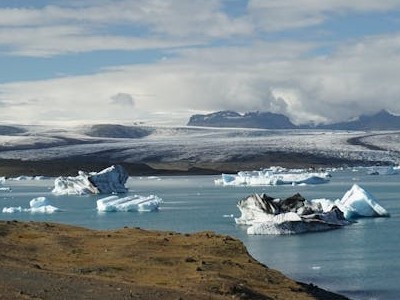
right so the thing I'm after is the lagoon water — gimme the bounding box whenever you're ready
[1,169,399,300]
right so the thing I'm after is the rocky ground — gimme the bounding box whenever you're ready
[0,221,349,300]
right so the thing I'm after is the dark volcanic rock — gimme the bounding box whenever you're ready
[85,124,153,139]
[187,110,297,129]
[317,110,400,130]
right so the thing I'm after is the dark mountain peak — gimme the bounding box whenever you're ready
[359,109,394,121]
[188,108,400,131]
[187,110,296,129]
[318,109,400,130]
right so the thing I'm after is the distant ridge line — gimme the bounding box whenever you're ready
[187,109,400,131]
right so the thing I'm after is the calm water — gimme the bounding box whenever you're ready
[0,170,399,300]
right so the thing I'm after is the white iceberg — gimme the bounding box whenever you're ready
[97,194,162,212]
[236,184,389,235]
[52,165,129,195]
[215,169,330,186]
[337,184,390,219]
[2,197,60,214]
[8,175,49,181]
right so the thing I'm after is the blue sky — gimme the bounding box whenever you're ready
[0,0,400,125]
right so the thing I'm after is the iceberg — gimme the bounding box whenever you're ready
[337,184,390,219]
[236,193,350,235]
[236,184,389,235]
[52,165,129,195]
[96,194,162,212]
[215,169,330,186]
[2,197,60,214]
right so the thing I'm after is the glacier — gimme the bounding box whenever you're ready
[0,125,399,168]
[52,165,129,195]
[96,194,162,212]
[236,184,389,235]
[2,197,60,214]
[215,169,331,186]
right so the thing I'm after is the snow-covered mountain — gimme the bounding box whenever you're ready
[188,111,296,129]
[187,109,400,131]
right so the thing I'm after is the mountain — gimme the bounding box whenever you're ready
[188,109,400,131]
[187,111,297,129]
[317,110,400,130]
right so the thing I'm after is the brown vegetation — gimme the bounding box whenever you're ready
[0,221,349,300]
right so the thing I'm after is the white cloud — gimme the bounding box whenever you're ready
[248,0,400,32]
[2,31,400,125]
[0,1,400,125]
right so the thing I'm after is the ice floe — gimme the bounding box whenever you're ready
[215,169,331,186]
[96,194,162,212]
[52,165,129,195]
[7,175,50,181]
[2,197,60,214]
[236,184,389,235]
[366,165,399,175]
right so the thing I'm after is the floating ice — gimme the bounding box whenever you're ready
[337,184,390,219]
[215,169,330,186]
[97,194,162,212]
[2,196,60,214]
[366,166,399,175]
[236,184,389,235]
[52,165,129,195]
[7,175,47,181]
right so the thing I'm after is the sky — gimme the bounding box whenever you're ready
[1,0,400,126]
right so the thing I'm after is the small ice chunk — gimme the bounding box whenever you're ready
[2,206,23,213]
[97,194,162,212]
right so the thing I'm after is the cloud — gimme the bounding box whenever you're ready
[111,93,135,106]
[0,0,251,57]
[0,1,400,125]
[248,0,400,32]
[2,31,400,125]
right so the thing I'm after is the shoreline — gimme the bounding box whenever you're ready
[0,220,350,300]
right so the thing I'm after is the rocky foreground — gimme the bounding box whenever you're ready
[0,221,349,300]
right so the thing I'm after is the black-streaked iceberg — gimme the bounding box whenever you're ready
[236,184,389,235]
[52,165,129,195]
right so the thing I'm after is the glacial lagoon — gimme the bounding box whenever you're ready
[1,168,399,300]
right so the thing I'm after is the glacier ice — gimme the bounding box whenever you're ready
[215,169,330,186]
[337,184,390,219]
[236,184,389,235]
[2,197,60,214]
[52,165,129,195]
[96,194,162,212]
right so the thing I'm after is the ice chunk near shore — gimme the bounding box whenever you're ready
[236,184,389,235]
[236,193,350,235]
[52,165,129,195]
[215,169,330,186]
[2,197,60,214]
[97,194,162,212]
